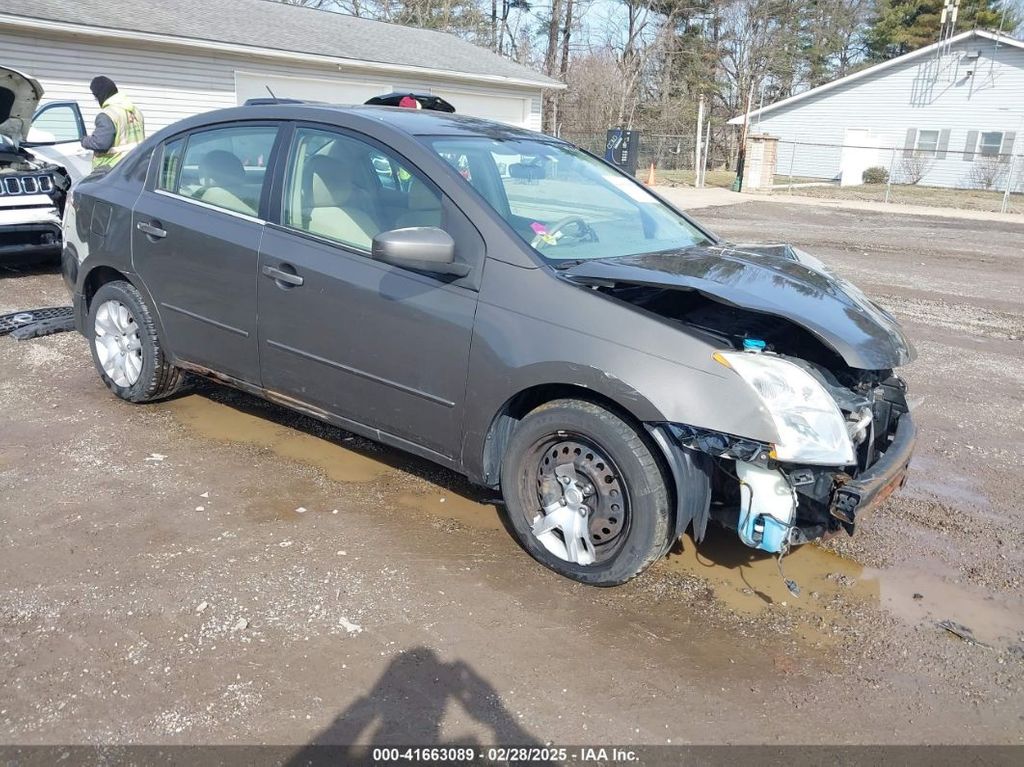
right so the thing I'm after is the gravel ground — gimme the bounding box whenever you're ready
[1,202,1022,747]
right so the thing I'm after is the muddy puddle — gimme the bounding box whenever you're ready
[166,392,1024,650]
[662,527,1024,648]
[166,394,391,483]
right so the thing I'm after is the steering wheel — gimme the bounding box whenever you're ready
[530,216,597,249]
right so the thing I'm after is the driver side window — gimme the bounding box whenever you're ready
[29,103,84,144]
[281,127,443,252]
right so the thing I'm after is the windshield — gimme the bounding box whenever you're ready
[427,137,712,263]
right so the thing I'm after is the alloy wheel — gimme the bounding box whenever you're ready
[93,299,143,388]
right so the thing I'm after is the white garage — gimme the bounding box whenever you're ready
[0,0,557,137]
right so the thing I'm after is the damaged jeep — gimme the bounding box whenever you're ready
[63,106,915,587]
[1,65,87,263]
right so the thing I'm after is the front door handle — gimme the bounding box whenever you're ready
[136,220,167,239]
[262,264,304,287]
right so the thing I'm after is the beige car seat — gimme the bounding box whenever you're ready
[197,150,255,215]
[395,178,442,229]
[307,155,380,249]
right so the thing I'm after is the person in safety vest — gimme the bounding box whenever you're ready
[81,76,145,171]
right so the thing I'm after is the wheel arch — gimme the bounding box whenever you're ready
[83,265,132,311]
[469,377,712,548]
[80,264,169,351]
[469,374,667,490]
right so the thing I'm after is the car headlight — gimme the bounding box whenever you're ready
[714,351,855,465]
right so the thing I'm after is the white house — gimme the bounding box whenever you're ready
[1,0,559,137]
[729,30,1024,191]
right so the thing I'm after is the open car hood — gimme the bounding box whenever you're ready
[562,243,915,370]
[0,66,44,145]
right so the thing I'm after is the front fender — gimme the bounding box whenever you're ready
[460,260,780,485]
[460,360,668,486]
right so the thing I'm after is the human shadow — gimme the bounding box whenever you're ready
[286,647,550,765]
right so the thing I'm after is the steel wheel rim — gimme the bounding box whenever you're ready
[524,433,630,566]
[93,299,143,388]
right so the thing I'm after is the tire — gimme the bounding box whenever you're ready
[500,399,673,586]
[87,280,186,403]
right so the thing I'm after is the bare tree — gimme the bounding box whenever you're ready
[898,154,935,185]
[967,156,1010,190]
[559,50,630,136]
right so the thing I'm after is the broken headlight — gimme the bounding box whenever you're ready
[714,351,855,466]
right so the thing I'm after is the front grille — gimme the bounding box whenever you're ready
[0,174,53,196]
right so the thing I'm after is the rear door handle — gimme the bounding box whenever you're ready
[262,264,304,287]
[136,220,167,239]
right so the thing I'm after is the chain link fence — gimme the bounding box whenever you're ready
[560,131,1024,214]
[561,132,732,184]
[768,139,1024,215]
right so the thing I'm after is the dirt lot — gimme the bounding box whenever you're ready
[1,202,1023,749]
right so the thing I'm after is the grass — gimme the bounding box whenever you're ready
[774,182,1022,214]
[634,168,1023,213]
[638,168,737,189]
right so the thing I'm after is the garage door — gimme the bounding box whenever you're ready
[235,72,530,128]
[430,88,528,127]
[235,72,386,108]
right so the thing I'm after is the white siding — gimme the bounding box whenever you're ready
[0,28,544,134]
[752,37,1024,190]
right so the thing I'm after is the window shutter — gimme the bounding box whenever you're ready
[903,128,917,158]
[935,129,950,160]
[964,130,978,161]
[1001,132,1016,158]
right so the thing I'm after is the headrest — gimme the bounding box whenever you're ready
[308,154,354,207]
[200,150,245,186]
[406,178,440,211]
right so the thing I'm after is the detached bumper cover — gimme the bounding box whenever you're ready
[830,413,916,524]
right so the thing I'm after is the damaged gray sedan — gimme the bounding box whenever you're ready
[62,104,916,586]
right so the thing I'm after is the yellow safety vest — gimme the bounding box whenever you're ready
[93,93,145,169]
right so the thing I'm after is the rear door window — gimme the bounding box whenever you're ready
[161,125,278,217]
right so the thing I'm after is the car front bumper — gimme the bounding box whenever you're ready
[658,409,916,554]
[830,412,916,525]
[0,205,62,261]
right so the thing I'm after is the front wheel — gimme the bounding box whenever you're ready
[500,399,673,586]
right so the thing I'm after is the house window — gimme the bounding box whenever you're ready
[978,131,1003,157]
[915,129,940,156]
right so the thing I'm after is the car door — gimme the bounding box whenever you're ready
[257,125,482,461]
[26,101,92,181]
[132,123,281,384]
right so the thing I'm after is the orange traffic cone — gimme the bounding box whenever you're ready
[644,163,656,186]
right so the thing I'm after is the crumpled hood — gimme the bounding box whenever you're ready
[0,66,44,145]
[562,243,915,370]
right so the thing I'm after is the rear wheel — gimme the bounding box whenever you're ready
[87,280,186,403]
[500,399,673,585]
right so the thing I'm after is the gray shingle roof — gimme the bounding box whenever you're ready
[2,0,559,87]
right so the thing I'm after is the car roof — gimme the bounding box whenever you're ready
[157,103,562,144]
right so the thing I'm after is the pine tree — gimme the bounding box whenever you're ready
[867,0,1019,61]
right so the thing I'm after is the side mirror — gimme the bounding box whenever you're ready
[371,227,470,277]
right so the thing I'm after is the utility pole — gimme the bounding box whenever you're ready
[702,117,711,188]
[694,94,705,188]
[733,87,754,192]
[492,0,498,53]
